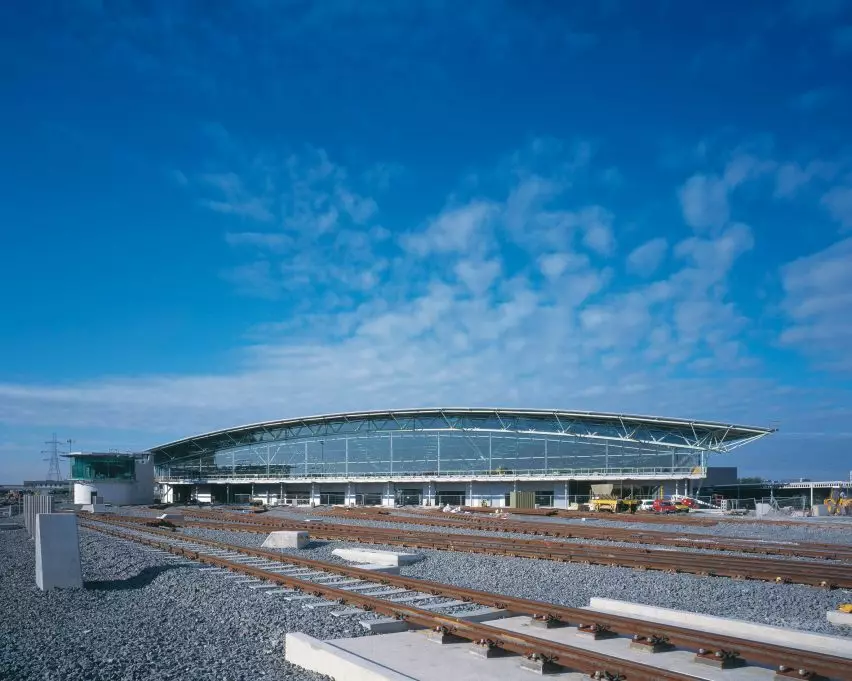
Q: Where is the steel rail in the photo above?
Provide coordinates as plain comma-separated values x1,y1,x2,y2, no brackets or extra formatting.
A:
455,506,852,530
81,520,698,681
322,507,852,561
81,518,851,680
457,505,723,525
175,510,852,588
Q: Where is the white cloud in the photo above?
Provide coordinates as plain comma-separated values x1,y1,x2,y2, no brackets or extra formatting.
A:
538,252,589,280
403,201,497,256
3,137,838,469
454,258,502,295
780,238,852,369
774,161,837,198
200,172,274,222
822,183,852,230
576,206,615,255
678,174,729,231
626,238,667,277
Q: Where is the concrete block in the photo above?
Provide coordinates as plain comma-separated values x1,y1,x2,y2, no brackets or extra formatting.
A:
352,563,401,575
157,513,184,521
35,514,83,591
331,608,365,617
587,597,852,658
333,547,423,567
285,632,414,681
812,504,829,517
359,618,411,634
262,531,310,549
453,608,511,623
827,610,852,628
81,504,110,514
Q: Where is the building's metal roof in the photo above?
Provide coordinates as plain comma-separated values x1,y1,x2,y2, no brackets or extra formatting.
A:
147,407,775,461
61,451,145,459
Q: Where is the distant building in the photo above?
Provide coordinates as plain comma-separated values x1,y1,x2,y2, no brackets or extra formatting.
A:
64,452,154,505
23,480,69,492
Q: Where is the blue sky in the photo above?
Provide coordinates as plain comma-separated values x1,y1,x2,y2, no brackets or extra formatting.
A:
1,0,851,483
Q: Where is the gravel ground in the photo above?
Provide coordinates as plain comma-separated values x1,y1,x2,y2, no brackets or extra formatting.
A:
177,524,852,637
0,522,369,681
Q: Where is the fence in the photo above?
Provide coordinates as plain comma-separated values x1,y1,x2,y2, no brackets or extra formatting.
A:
23,495,54,537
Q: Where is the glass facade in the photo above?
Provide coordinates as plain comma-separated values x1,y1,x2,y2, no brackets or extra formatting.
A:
71,456,135,481
151,409,771,482
155,430,703,480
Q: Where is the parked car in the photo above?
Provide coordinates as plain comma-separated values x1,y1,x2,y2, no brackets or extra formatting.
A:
652,499,677,513
638,499,655,512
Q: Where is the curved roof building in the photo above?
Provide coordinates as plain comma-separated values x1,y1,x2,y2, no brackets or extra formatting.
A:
150,408,773,506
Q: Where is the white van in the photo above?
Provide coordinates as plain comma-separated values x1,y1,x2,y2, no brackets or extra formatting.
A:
639,499,655,512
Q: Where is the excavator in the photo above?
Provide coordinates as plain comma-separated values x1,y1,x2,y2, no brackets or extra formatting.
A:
824,487,852,516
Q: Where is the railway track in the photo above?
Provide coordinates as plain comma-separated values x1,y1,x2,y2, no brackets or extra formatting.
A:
456,505,724,525
117,511,852,588
80,517,851,680
322,506,852,562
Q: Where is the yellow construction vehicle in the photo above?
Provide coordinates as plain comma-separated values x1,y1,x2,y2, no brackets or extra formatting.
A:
824,488,852,516
588,484,639,513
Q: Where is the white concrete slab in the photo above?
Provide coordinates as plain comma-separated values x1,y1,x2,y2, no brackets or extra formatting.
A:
586,597,852,658
827,610,852,628
352,563,401,575
493,616,771,681
35,514,83,591
310,616,774,681
333,547,423,567
285,632,416,681
157,513,184,521
262,530,309,549
288,630,585,681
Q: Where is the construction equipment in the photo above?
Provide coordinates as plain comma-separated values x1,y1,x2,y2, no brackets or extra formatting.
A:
824,488,852,516
588,484,639,513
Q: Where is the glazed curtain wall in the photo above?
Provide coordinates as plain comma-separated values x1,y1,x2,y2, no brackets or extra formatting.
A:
157,431,702,479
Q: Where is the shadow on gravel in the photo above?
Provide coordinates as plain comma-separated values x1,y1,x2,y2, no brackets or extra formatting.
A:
84,565,179,591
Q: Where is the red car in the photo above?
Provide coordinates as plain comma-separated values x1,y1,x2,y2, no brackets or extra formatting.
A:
652,499,677,513
678,497,698,509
